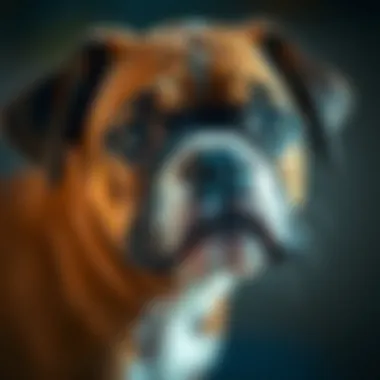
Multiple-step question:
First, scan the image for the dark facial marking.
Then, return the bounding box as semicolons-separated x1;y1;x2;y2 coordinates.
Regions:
105;92;157;164
164;103;242;133
262;34;330;160
242;85;305;157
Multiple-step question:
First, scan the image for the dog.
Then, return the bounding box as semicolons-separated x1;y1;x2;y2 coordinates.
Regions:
122;20;354;380
0;18;352;380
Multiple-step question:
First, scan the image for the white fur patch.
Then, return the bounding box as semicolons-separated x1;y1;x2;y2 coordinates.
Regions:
127;272;238;380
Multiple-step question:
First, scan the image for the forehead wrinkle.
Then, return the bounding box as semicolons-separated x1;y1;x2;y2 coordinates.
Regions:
150;28;296;112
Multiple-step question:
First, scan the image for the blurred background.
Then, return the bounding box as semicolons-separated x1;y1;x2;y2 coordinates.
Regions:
1;0;379;379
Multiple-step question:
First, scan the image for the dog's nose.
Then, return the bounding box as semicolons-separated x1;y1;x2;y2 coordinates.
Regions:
186;149;249;211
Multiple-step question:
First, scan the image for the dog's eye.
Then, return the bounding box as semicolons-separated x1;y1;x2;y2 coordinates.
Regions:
244;85;303;157
105;123;146;162
105;93;156;162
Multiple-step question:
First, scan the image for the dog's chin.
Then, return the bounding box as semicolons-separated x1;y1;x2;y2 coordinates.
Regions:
176;231;270;284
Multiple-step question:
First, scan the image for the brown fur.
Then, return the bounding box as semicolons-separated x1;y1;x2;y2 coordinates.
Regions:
0;34;181;380
0;20;346;379
0;166;173;379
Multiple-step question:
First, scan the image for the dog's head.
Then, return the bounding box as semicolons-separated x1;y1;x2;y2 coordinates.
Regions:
1;20;353;280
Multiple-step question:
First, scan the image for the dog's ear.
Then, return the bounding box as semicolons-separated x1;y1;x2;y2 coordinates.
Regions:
245;20;354;161
1;27;137;181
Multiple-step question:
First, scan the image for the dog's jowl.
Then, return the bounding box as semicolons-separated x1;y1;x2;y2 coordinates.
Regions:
0;19;353;380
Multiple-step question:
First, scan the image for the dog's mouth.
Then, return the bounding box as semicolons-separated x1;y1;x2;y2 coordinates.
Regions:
130;199;287;278
172;209;284;278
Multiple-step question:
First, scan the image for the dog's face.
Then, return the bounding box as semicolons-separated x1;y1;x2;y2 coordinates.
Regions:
2;20;352;279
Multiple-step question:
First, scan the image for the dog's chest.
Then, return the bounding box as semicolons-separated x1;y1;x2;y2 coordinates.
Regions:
125;273;238;380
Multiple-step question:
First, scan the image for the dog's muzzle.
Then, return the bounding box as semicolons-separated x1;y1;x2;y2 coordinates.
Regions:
130;128;292;275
